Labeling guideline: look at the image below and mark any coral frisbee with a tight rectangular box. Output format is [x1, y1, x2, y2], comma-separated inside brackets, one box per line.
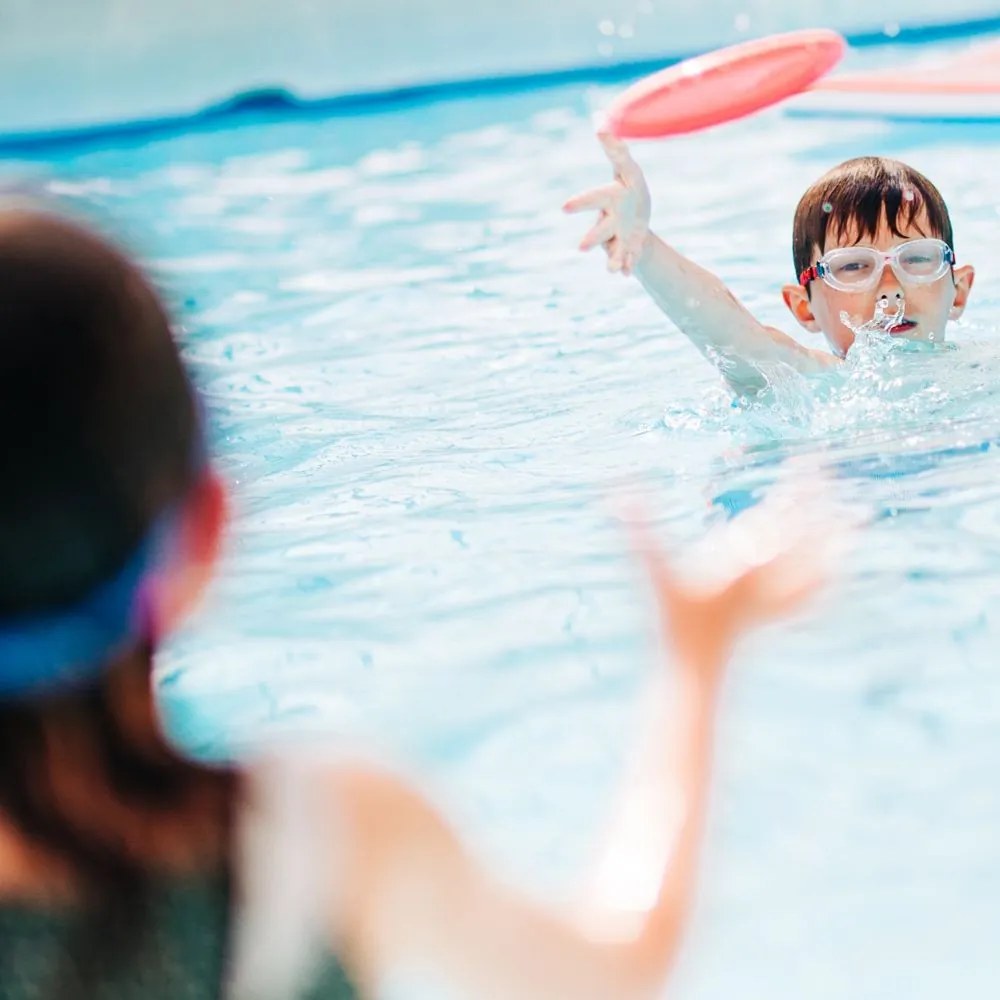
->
[605, 29, 847, 139]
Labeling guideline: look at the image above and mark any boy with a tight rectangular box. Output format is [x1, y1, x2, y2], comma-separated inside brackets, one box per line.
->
[564, 134, 976, 397]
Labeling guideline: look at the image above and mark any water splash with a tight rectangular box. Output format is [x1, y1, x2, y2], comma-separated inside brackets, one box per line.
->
[841, 295, 905, 354]
[682, 294, 984, 443]
[841, 293, 904, 334]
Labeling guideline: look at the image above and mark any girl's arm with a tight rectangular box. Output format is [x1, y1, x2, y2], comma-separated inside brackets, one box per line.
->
[325, 504, 831, 999]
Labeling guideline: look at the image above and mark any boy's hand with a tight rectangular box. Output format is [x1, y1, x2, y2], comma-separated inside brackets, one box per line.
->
[563, 132, 651, 277]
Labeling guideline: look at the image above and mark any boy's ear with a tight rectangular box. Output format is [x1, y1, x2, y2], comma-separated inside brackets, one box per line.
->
[950, 264, 975, 319]
[782, 283, 822, 333]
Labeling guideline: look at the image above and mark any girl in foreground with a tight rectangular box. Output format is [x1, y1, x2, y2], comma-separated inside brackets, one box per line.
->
[0, 210, 829, 998]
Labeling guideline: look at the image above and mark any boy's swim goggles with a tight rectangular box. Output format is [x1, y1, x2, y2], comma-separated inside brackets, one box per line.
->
[799, 237, 955, 292]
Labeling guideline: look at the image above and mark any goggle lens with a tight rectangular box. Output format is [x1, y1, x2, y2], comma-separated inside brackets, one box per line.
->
[801, 238, 954, 291]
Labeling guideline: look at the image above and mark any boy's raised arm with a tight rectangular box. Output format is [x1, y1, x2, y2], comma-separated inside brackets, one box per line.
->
[564, 133, 834, 396]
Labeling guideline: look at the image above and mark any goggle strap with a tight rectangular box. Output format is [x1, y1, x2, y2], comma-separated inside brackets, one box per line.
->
[799, 264, 819, 287]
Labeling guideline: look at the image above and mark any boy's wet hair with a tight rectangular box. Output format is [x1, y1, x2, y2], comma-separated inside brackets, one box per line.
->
[792, 156, 954, 288]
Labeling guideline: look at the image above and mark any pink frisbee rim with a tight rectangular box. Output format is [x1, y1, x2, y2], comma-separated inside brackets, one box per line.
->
[605, 29, 847, 139]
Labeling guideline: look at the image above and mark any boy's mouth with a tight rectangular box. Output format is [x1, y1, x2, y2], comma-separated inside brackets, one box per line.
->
[886, 318, 917, 335]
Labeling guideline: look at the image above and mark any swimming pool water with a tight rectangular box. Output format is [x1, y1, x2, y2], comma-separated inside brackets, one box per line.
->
[10, 35, 1000, 999]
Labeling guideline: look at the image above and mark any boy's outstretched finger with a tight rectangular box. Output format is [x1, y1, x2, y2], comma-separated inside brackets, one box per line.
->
[563, 183, 619, 214]
[604, 236, 621, 274]
[606, 237, 626, 272]
[597, 131, 633, 175]
[579, 213, 617, 251]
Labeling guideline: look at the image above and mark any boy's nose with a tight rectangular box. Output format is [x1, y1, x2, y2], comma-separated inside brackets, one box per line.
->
[877, 262, 904, 294]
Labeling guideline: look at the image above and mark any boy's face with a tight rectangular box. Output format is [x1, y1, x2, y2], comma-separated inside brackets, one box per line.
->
[782, 210, 975, 357]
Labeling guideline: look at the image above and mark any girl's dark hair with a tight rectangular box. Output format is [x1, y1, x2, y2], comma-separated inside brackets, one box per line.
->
[0, 211, 200, 612]
[792, 156, 954, 286]
[0, 211, 235, 993]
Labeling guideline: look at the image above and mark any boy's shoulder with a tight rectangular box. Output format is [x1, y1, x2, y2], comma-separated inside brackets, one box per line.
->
[761, 326, 840, 373]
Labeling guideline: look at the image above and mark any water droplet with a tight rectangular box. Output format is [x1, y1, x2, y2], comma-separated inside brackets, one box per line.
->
[598, 19, 615, 36]
[822, 201, 833, 214]
[903, 187, 915, 202]
[734, 12, 751, 31]
[617, 22, 634, 38]
[883, 21, 901, 37]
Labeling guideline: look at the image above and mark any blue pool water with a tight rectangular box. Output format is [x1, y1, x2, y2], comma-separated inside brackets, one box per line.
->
[8, 35, 1000, 999]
